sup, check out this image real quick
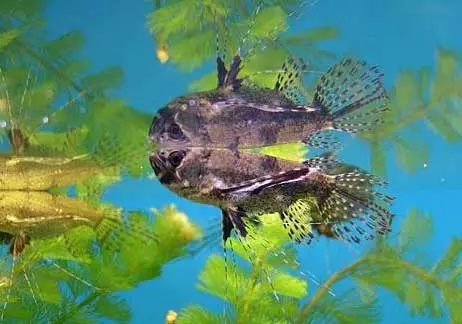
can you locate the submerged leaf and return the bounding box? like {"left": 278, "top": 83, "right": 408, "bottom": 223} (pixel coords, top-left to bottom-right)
{"left": 283, "top": 27, "right": 339, "bottom": 45}
{"left": 433, "top": 48, "right": 459, "bottom": 98}
{"left": 426, "top": 101, "right": 462, "bottom": 141}
{"left": 394, "top": 70, "right": 418, "bottom": 109}
{"left": 398, "top": 209, "right": 434, "bottom": 252}
{"left": 177, "top": 305, "right": 224, "bottom": 324}
{"left": 370, "top": 140, "right": 386, "bottom": 177}
{"left": 393, "top": 136, "right": 428, "bottom": 174}
{"left": 188, "top": 71, "right": 216, "bottom": 91}
{"left": 93, "top": 295, "right": 131, "bottom": 324}
{"left": 168, "top": 30, "right": 215, "bottom": 71}
{"left": 0, "top": 29, "right": 21, "bottom": 51}
{"left": 404, "top": 279, "right": 427, "bottom": 315}
{"left": 249, "top": 6, "right": 288, "bottom": 40}
{"left": 44, "top": 31, "right": 85, "bottom": 61}
{"left": 272, "top": 272, "right": 307, "bottom": 298}
{"left": 305, "top": 289, "right": 381, "bottom": 324}
{"left": 81, "top": 67, "right": 124, "bottom": 93}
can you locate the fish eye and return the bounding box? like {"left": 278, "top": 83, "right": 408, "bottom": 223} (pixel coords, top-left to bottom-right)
{"left": 168, "top": 150, "right": 185, "bottom": 167}
{"left": 167, "top": 123, "right": 184, "bottom": 140}
{"left": 188, "top": 99, "right": 197, "bottom": 106}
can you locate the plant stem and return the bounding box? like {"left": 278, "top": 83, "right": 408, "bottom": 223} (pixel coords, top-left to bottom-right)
{"left": 54, "top": 291, "right": 101, "bottom": 323}
{"left": 296, "top": 253, "right": 448, "bottom": 323}
{"left": 295, "top": 257, "right": 365, "bottom": 323}
{"left": 365, "top": 83, "right": 459, "bottom": 141}
{"left": 15, "top": 40, "right": 92, "bottom": 100}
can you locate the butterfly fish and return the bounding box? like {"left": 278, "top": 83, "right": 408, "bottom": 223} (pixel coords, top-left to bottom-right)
{"left": 149, "top": 148, "right": 394, "bottom": 247}
{"left": 149, "top": 53, "right": 389, "bottom": 153}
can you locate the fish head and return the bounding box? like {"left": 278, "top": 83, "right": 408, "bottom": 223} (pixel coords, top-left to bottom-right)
{"left": 150, "top": 147, "right": 234, "bottom": 206}
{"left": 149, "top": 93, "right": 211, "bottom": 148}
{"left": 149, "top": 147, "right": 208, "bottom": 192}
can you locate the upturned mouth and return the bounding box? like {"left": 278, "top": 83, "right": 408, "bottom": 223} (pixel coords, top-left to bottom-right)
{"left": 149, "top": 152, "right": 166, "bottom": 175}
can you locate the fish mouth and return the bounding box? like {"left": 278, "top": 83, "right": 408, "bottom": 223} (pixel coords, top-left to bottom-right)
{"left": 149, "top": 152, "right": 179, "bottom": 185}
{"left": 149, "top": 152, "right": 168, "bottom": 176}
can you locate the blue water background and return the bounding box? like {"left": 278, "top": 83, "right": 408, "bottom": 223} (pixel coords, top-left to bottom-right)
{"left": 44, "top": 0, "right": 462, "bottom": 323}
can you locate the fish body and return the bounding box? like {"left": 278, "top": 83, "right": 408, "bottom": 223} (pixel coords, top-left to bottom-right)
{"left": 149, "top": 56, "right": 389, "bottom": 151}
{"left": 149, "top": 148, "right": 393, "bottom": 244}
{"left": 149, "top": 87, "right": 329, "bottom": 150}
{"left": 150, "top": 147, "right": 302, "bottom": 207}
{"left": 149, "top": 54, "right": 393, "bottom": 245}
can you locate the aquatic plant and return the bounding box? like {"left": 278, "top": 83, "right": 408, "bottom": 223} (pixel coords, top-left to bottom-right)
{"left": 179, "top": 213, "right": 308, "bottom": 323}
{"left": 0, "top": 5, "right": 207, "bottom": 322}
{"left": 364, "top": 48, "right": 462, "bottom": 176}
{"left": 0, "top": 0, "right": 152, "bottom": 184}
{"left": 147, "top": 0, "right": 338, "bottom": 91}
{"left": 176, "top": 210, "right": 462, "bottom": 323}
{"left": 0, "top": 205, "right": 202, "bottom": 323}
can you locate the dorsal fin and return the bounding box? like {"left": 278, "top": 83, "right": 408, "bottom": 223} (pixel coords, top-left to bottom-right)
{"left": 274, "top": 56, "right": 308, "bottom": 105}
{"left": 216, "top": 54, "right": 243, "bottom": 91}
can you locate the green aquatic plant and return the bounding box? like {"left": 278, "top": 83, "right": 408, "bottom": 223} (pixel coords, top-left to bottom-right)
{"left": 147, "top": 0, "right": 338, "bottom": 91}
{"left": 364, "top": 48, "right": 462, "bottom": 176}
{"left": 0, "top": 205, "right": 202, "bottom": 323}
{"left": 0, "top": 0, "right": 153, "bottom": 183}
{"left": 176, "top": 210, "right": 462, "bottom": 323}
{"left": 179, "top": 213, "right": 308, "bottom": 323}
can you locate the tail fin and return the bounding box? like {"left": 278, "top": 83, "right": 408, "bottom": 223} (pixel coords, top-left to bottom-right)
{"left": 313, "top": 57, "right": 389, "bottom": 134}
{"left": 318, "top": 170, "right": 394, "bottom": 243}
{"left": 299, "top": 157, "right": 394, "bottom": 243}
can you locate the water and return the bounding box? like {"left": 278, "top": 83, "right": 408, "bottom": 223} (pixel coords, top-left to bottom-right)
{"left": 1, "top": 0, "right": 462, "bottom": 323}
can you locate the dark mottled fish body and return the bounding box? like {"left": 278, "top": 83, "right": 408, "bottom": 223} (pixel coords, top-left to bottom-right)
{"left": 150, "top": 148, "right": 302, "bottom": 206}
{"left": 149, "top": 56, "right": 389, "bottom": 151}
{"left": 153, "top": 88, "right": 329, "bottom": 149}
{"left": 149, "top": 54, "right": 393, "bottom": 245}
{"left": 149, "top": 148, "right": 393, "bottom": 244}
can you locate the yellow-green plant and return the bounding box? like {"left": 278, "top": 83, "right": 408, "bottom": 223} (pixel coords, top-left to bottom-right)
{"left": 147, "top": 0, "right": 339, "bottom": 92}
{"left": 177, "top": 210, "right": 462, "bottom": 323}
{"left": 365, "top": 48, "right": 462, "bottom": 176}
{"left": 0, "top": 205, "right": 202, "bottom": 323}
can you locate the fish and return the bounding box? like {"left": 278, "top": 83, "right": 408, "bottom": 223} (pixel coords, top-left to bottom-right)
{"left": 149, "top": 147, "right": 394, "bottom": 246}
{"left": 149, "top": 55, "right": 389, "bottom": 152}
